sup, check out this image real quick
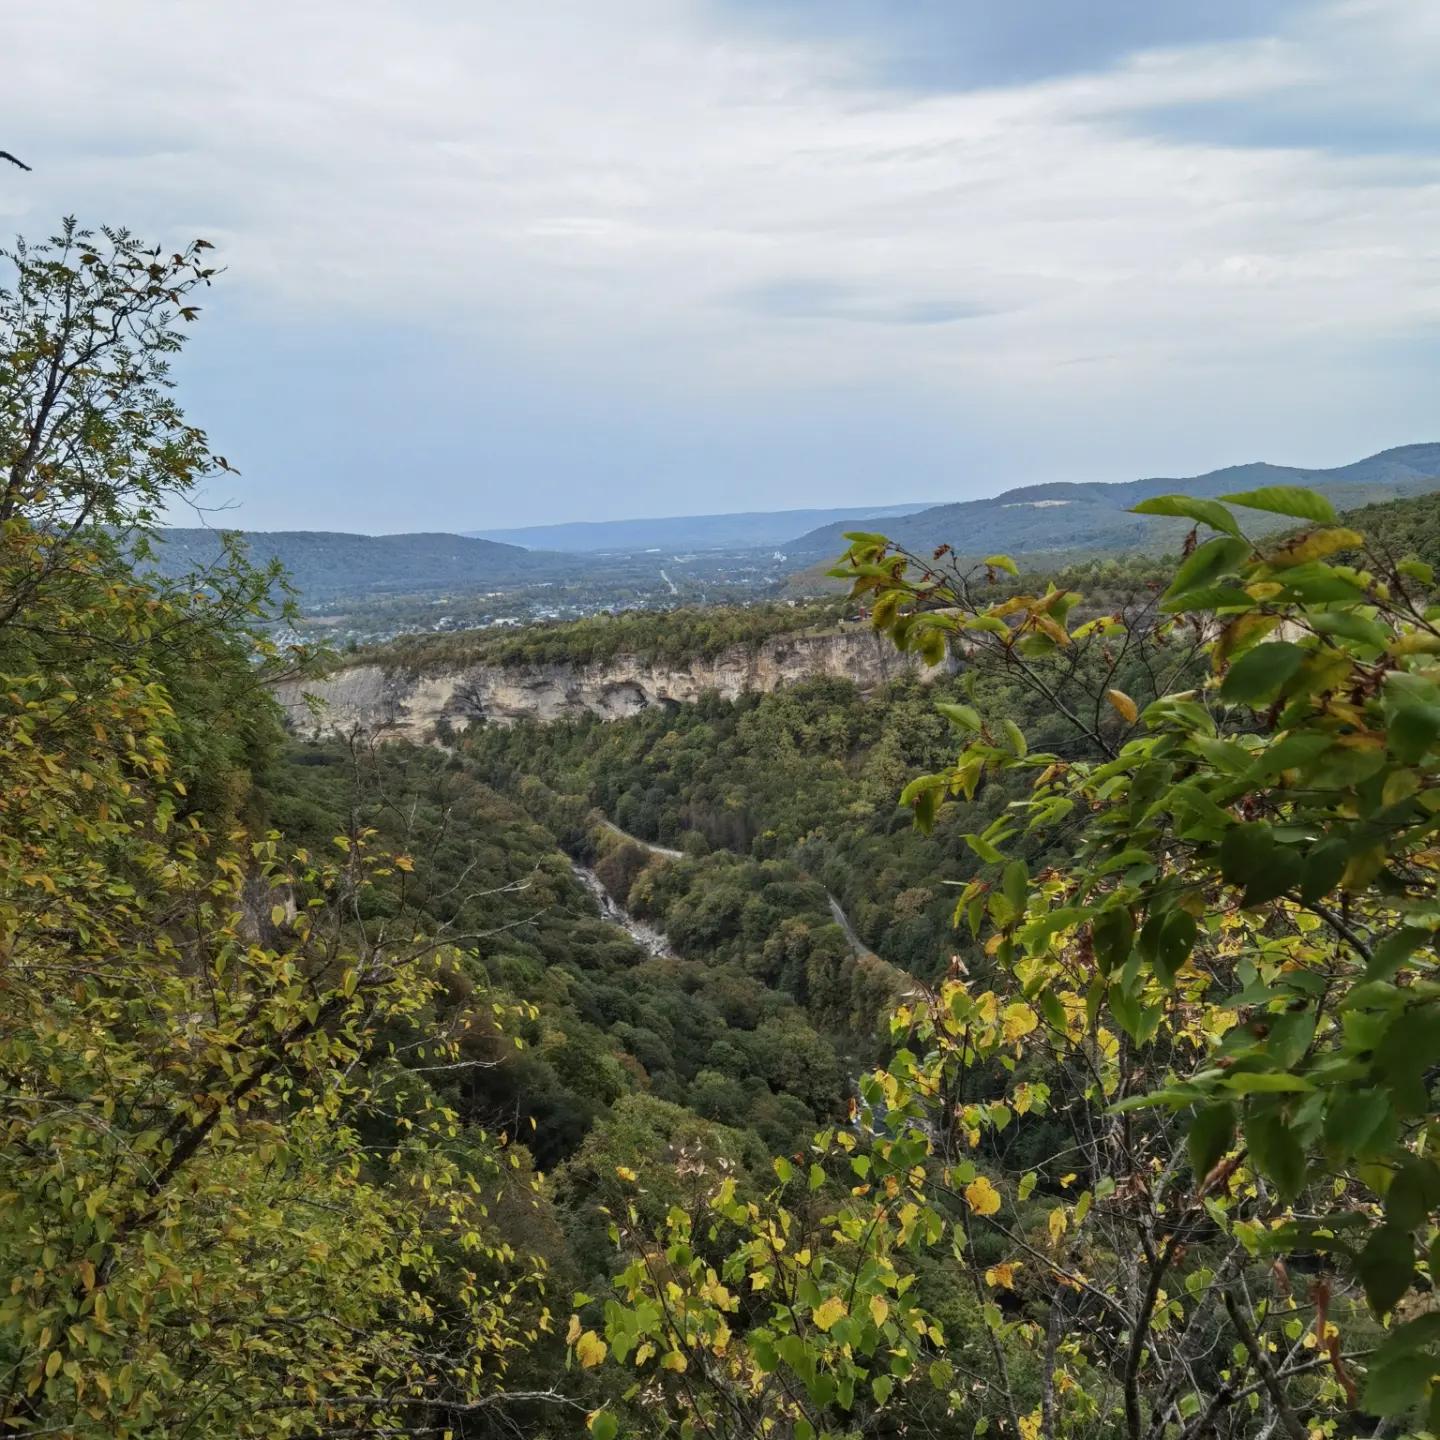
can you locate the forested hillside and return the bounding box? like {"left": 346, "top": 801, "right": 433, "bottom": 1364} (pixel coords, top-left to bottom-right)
{"left": 361, "top": 600, "right": 848, "bottom": 670}
{"left": 147, "top": 527, "right": 554, "bottom": 600}
{"left": 7, "top": 219, "right": 1440, "bottom": 1440}
{"left": 785, "top": 442, "right": 1440, "bottom": 569}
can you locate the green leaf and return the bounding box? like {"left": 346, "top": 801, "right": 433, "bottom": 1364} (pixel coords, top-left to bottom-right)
{"left": 1219, "top": 824, "right": 1274, "bottom": 885}
{"left": 1367, "top": 927, "right": 1429, "bottom": 982}
{"left": 1390, "top": 703, "right": 1440, "bottom": 764}
{"left": 1162, "top": 536, "right": 1252, "bottom": 604}
{"left": 1160, "top": 584, "right": 1257, "bottom": 614}
{"left": 1357, "top": 1224, "right": 1415, "bottom": 1316}
{"left": 1002, "top": 859, "right": 1029, "bottom": 912}
{"left": 1385, "top": 1157, "right": 1440, "bottom": 1231}
{"left": 1377, "top": 1007, "right": 1440, "bottom": 1116}
{"left": 1273, "top": 561, "right": 1366, "bottom": 604}
{"left": 1091, "top": 906, "right": 1134, "bottom": 977}
{"left": 1130, "top": 494, "right": 1242, "bottom": 538}
{"left": 1139, "top": 909, "right": 1196, "bottom": 987}
{"left": 1107, "top": 981, "right": 1144, "bottom": 1042}
{"left": 900, "top": 774, "right": 946, "bottom": 833}
{"left": 1188, "top": 1102, "right": 1236, "bottom": 1180}
{"left": 935, "top": 701, "right": 982, "bottom": 733}
{"left": 1310, "top": 609, "right": 1389, "bottom": 648}
{"left": 1324, "top": 1089, "right": 1395, "bottom": 1160}
{"left": 1220, "top": 1071, "right": 1314, "bottom": 1095}
{"left": 1218, "top": 486, "right": 1337, "bottom": 523}
{"left": 1372, "top": 1311, "right": 1440, "bottom": 1369}
{"left": 1364, "top": 1352, "right": 1436, "bottom": 1418}
{"left": 1220, "top": 641, "right": 1306, "bottom": 705}
{"left": 1241, "top": 849, "right": 1303, "bottom": 909}
{"left": 1245, "top": 1110, "right": 1307, "bottom": 1200}
{"left": 1298, "top": 837, "right": 1348, "bottom": 904}
{"left": 984, "top": 554, "right": 1019, "bottom": 576}
{"left": 589, "top": 1411, "right": 619, "bottom": 1440}
{"left": 1020, "top": 906, "right": 1091, "bottom": 948}
{"left": 1039, "top": 990, "right": 1067, "bottom": 1035}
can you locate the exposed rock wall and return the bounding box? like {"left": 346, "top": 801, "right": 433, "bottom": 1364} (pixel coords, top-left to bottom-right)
{"left": 276, "top": 629, "right": 950, "bottom": 741}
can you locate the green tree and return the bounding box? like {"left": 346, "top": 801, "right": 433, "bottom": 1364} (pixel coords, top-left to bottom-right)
{"left": 0, "top": 226, "right": 555, "bottom": 1437}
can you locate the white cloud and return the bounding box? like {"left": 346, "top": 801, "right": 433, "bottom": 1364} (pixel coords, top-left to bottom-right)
{"left": 3, "top": 0, "right": 1437, "bottom": 518}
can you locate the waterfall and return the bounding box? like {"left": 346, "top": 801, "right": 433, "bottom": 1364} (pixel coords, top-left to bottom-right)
{"left": 570, "top": 863, "right": 676, "bottom": 958}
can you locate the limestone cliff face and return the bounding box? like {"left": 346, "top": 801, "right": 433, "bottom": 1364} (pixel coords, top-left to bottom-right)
{"left": 276, "top": 629, "right": 950, "bottom": 741}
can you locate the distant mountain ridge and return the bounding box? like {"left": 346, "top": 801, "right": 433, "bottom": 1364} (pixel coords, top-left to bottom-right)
{"left": 147, "top": 528, "right": 558, "bottom": 603}
{"left": 784, "top": 443, "right": 1440, "bottom": 561}
{"left": 151, "top": 444, "right": 1440, "bottom": 609}
{"left": 469, "top": 503, "right": 936, "bottom": 554}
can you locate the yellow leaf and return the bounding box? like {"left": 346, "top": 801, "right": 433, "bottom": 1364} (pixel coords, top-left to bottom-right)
{"left": 1048, "top": 1208, "right": 1068, "bottom": 1245}
{"left": 1105, "top": 688, "right": 1138, "bottom": 724}
{"left": 614, "top": 1166, "right": 638, "bottom": 1182}
{"left": 964, "top": 1176, "right": 1002, "bottom": 1216}
{"left": 660, "top": 1350, "right": 688, "bottom": 1373}
{"left": 869, "top": 1295, "right": 889, "bottom": 1327}
{"left": 1001, "top": 1003, "right": 1037, "bottom": 1045}
{"left": 985, "top": 1262, "right": 1019, "bottom": 1290}
{"left": 566, "top": 1313, "right": 582, "bottom": 1346}
{"left": 576, "top": 1330, "right": 608, "bottom": 1369}
{"left": 1266, "top": 527, "right": 1364, "bottom": 568}
{"left": 1035, "top": 614, "right": 1070, "bottom": 646}
{"left": 812, "top": 1296, "right": 847, "bottom": 1332}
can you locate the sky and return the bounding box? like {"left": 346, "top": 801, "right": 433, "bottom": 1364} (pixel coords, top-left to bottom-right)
{"left": 4, "top": 0, "right": 1439, "bottom": 532}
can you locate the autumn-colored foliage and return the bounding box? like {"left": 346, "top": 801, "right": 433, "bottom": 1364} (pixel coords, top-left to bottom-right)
{"left": 575, "top": 484, "right": 1440, "bottom": 1437}
{"left": 0, "top": 224, "right": 549, "bottom": 1437}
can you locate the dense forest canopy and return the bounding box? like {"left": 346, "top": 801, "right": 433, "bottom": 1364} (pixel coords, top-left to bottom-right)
{"left": 3, "top": 220, "right": 1440, "bottom": 1440}
{"left": 360, "top": 600, "right": 851, "bottom": 671}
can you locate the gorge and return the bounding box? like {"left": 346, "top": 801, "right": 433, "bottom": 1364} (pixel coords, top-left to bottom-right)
{"left": 276, "top": 624, "right": 952, "bottom": 739}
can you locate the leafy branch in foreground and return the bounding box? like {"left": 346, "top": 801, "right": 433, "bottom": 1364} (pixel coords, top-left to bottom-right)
{"left": 581, "top": 484, "right": 1440, "bottom": 1437}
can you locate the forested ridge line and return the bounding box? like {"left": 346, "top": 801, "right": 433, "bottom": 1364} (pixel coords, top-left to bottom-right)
{"left": 357, "top": 600, "right": 851, "bottom": 671}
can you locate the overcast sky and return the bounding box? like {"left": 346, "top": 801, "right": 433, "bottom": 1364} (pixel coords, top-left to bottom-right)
{"left": 5, "top": 0, "right": 1438, "bottom": 532}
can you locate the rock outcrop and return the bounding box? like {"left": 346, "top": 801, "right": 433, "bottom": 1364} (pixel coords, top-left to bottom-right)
{"left": 276, "top": 629, "right": 950, "bottom": 741}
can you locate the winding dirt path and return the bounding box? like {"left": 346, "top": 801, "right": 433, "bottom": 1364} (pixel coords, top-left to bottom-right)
{"left": 599, "top": 818, "right": 683, "bottom": 860}
{"left": 826, "top": 891, "right": 880, "bottom": 963}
